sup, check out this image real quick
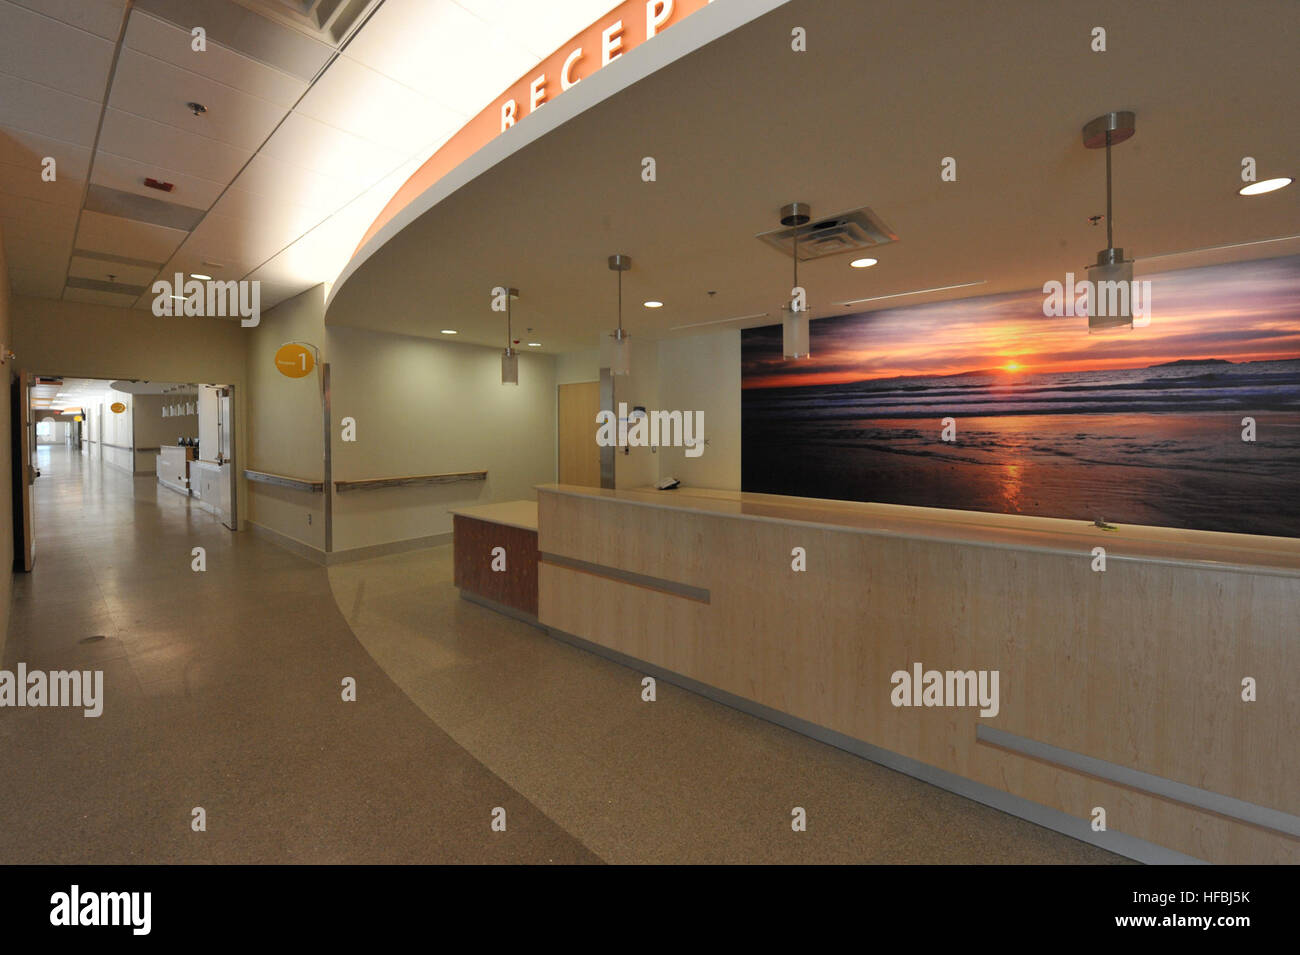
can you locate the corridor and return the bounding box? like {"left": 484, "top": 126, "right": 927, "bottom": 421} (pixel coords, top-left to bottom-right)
{"left": 0, "top": 447, "right": 595, "bottom": 863}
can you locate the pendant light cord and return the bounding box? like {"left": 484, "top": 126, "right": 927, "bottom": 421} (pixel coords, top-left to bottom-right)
{"left": 792, "top": 223, "right": 799, "bottom": 306}
{"left": 617, "top": 269, "right": 623, "bottom": 336}
{"left": 1105, "top": 129, "right": 1113, "bottom": 250}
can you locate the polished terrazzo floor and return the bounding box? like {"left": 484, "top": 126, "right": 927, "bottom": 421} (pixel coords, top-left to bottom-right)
{"left": 2, "top": 447, "right": 1122, "bottom": 863}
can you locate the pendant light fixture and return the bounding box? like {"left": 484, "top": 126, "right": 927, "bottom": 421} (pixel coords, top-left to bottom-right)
{"left": 780, "top": 201, "right": 811, "bottom": 358}
{"left": 608, "top": 254, "right": 631, "bottom": 376}
{"left": 501, "top": 286, "right": 519, "bottom": 385}
{"left": 1082, "top": 111, "right": 1137, "bottom": 332}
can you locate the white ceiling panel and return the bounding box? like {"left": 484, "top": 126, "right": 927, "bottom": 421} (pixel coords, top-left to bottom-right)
{"left": 157, "top": 244, "right": 260, "bottom": 282}
{"left": 0, "top": 125, "right": 92, "bottom": 179}
{"left": 297, "top": 54, "right": 464, "bottom": 154}
{"left": 0, "top": 158, "right": 83, "bottom": 206}
{"left": 456, "top": 0, "right": 624, "bottom": 60}
{"left": 0, "top": 74, "right": 102, "bottom": 146}
{"left": 207, "top": 184, "right": 324, "bottom": 234}
{"left": 89, "top": 150, "right": 226, "bottom": 210}
{"left": 1, "top": 205, "right": 77, "bottom": 245}
{"left": 259, "top": 110, "right": 398, "bottom": 186}
{"left": 7, "top": 265, "right": 66, "bottom": 297}
{"left": 181, "top": 211, "right": 297, "bottom": 268}
{"left": 124, "top": 11, "right": 309, "bottom": 109}
{"left": 230, "top": 151, "right": 354, "bottom": 211}
{"left": 6, "top": 0, "right": 125, "bottom": 40}
{"left": 108, "top": 49, "right": 289, "bottom": 152}
{"left": 3, "top": 232, "right": 71, "bottom": 275}
{"left": 97, "top": 108, "right": 252, "bottom": 184}
{"left": 339, "top": 0, "right": 536, "bottom": 114}
{"left": 0, "top": 189, "right": 78, "bottom": 224}
{"left": 78, "top": 208, "right": 188, "bottom": 261}
{"left": 0, "top": 1, "right": 117, "bottom": 100}
{"left": 63, "top": 286, "right": 139, "bottom": 307}
{"left": 68, "top": 254, "right": 157, "bottom": 286}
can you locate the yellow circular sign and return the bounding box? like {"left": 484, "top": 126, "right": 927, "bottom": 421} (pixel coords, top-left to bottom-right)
{"left": 275, "top": 343, "right": 315, "bottom": 378}
{"left": 109, "top": 402, "right": 126, "bottom": 414}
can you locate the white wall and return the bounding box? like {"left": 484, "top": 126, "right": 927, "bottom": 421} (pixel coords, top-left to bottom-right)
{"left": 101, "top": 389, "right": 134, "bottom": 473}
{"left": 329, "top": 324, "right": 557, "bottom": 551}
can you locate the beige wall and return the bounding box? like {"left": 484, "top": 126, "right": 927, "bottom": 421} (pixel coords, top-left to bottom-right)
{"left": 0, "top": 225, "right": 13, "bottom": 658}
{"left": 101, "top": 388, "right": 134, "bottom": 473}
{"left": 654, "top": 329, "right": 741, "bottom": 489}
{"left": 328, "top": 324, "right": 557, "bottom": 552}
{"left": 11, "top": 295, "right": 250, "bottom": 520}
{"left": 246, "top": 285, "right": 328, "bottom": 551}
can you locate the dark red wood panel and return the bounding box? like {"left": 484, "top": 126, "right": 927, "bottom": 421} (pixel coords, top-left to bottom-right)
{"left": 453, "top": 515, "right": 539, "bottom": 615}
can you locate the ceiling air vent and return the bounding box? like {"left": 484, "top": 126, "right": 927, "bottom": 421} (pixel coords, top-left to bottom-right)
{"left": 756, "top": 206, "right": 899, "bottom": 262}
{"left": 234, "top": 0, "right": 380, "bottom": 46}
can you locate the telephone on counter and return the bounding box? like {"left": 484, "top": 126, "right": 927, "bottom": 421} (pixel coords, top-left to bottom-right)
{"left": 656, "top": 477, "right": 680, "bottom": 490}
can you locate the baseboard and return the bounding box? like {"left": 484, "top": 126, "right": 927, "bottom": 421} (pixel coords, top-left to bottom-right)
{"left": 247, "top": 521, "right": 327, "bottom": 565}
{"left": 246, "top": 523, "right": 451, "bottom": 566}
{"left": 540, "top": 624, "right": 1206, "bottom": 866}
{"left": 459, "top": 590, "right": 541, "bottom": 626}
{"left": 325, "top": 532, "right": 453, "bottom": 565}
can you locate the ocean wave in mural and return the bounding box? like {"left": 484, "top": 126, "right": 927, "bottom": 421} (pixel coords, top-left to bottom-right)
{"left": 741, "top": 255, "right": 1300, "bottom": 537}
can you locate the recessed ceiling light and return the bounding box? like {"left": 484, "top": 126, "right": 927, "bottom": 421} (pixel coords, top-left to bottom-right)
{"left": 440, "top": 329, "right": 457, "bottom": 334}
{"left": 850, "top": 257, "right": 878, "bottom": 268}
{"left": 643, "top": 300, "right": 663, "bottom": 308}
{"left": 1238, "top": 177, "right": 1293, "bottom": 196}
{"left": 171, "top": 295, "right": 185, "bottom": 301}
{"left": 527, "top": 342, "right": 542, "bottom": 347}
{"left": 190, "top": 273, "right": 212, "bottom": 281}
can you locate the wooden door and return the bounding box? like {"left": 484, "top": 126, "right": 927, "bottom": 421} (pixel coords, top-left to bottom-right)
{"left": 557, "top": 381, "right": 600, "bottom": 487}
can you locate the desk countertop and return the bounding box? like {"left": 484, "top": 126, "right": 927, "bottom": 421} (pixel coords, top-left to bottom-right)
{"left": 449, "top": 499, "right": 538, "bottom": 532}
{"left": 535, "top": 483, "right": 1300, "bottom": 577}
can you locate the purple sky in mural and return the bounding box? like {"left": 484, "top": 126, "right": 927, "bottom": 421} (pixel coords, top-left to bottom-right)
{"left": 742, "top": 255, "right": 1300, "bottom": 389}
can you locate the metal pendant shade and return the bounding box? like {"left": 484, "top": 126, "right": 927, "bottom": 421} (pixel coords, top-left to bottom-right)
{"left": 1083, "top": 111, "right": 1137, "bottom": 332}
{"left": 781, "top": 202, "right": 811, "bottom": 358}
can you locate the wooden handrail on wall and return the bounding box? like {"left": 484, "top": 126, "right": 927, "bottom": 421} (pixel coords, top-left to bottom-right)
{"left": 243, "top": 468, "right": 324, "bottom": 493}
{"left": 333, "top": 470, "right": 487, "bottom": 493}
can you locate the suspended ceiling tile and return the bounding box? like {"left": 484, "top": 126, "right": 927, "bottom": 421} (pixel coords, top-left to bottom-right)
{"left": 2, "top": 227, "right": 71, "bottom": 273}
{"left": 230, "top": 150, "right": 353, "bottom": 211}
{"left": 456, "top": 0, "right": 624, "bottom": 60}
{"left": 124, "top": 11, "right": 309, "bottom": 109}
{"left": 296, "top": 54, "right": 464, "bottom": 155}
{"left": 338, "top": 0, "right": 535, "bottom": 113}
{"left": 6, "top": 0, "right": 126, "bottom": 40}
{"left": 182, "top": 209, "right": 296, "bottom": 268}
{"left": 0, "top": 74, "right": 102, "bottom": 146}
{"left": 0, "top": 189, "right": 79, "bottom": 225}
{"left": 0, "top": 157, "right": 84, "bottom": 206}
{"left": 0, "top": 125, "right": 92, "bottom": 179}
{"left": 69, "top": 253, "right": 159, "bottom": 287}
{"left": 0, "top": 205, "right": 77, "bottom": 245}
{"left": 157, "top": 245, "right": 259, "bottom": 283}
{"left": 77, "top": 208, "right": 189, "bottom": 262}
{"left": 89, "top": 149, "right": 226, "bottom": 210}
{"left": 7, "top": 265, "right": 66, "bottom": 298}
{"left": 108, "top": 48, "right": 290, "bottom": 152}
{"left": 259, "top": 110, "right": 399, "bottom": 187}
{"left": 62, "top": 286, "right": 139, "bottom": 307}
{"left": 97, "top": 108, "right": 253, "bottom": 184}
{"left": 0, "top": 1, "right": 117, "bottom": 100}
{"left": 208, "top": 184, "right": 324, "bottom": 234}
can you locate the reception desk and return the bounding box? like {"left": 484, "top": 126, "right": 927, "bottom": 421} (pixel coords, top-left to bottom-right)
{"left": 534, "top": 483, "right": 1299, "bottom": 864}
{"left": 451, "top": 500, "right": 539, "bottom": 618}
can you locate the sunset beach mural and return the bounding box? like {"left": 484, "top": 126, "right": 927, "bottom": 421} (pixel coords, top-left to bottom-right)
{"left": 741, "top": 255, "right": 1300, "bottom": 537}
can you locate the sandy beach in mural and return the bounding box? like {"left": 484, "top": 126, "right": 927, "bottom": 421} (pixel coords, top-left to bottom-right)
{"left": 741, "top": 257, "right": 1300, "bottom": 537}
